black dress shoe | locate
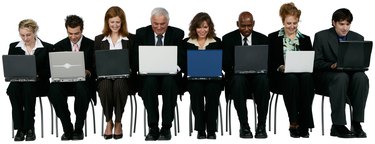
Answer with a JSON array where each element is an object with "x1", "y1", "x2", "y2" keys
[
  {"x1": 61, "y1": 132, "x2": 73, "y2": 141},
  {"x1": 207, "y1": 131, "x2": 216, "y2": 139},
  {"x1": 351, "y1": 123, "x2": 367, "y2": 138},
  {"x1": 103, "y1": 134, "x2": 113, "y2": 140},
  {"x1": 145, "y1": 128, "x2": 159, "y2": 141},
  {"x1": 289, "y1": 127, "x2": 300, "y2": 138},
  {"x1": 14, "y1": 130, "x2": 25, "y2": 141},
  {"x1": 255, "y1": 126, "x2": 267, "y2": 138},
  {"x1": 25, "y1": 129, "x2": 36, "y2": 141},
  {"x1": 158, "y1": 128, "x2": 171, "y2": 140},
  {"x1": 299, "y1": 127, "x2": 309, "y2": 138},
  {"x1": 197, "y1": 131, "x2": 206, "y2": 139},
  {"x1": 240, "y1": 126, "x2": 253, "y2": 138},
  {"x1": 330, "y1": 125, "x2": 355, "y2": 138},
  {"x1": 72, "y1": 130, "x2": 84, "y2": 140}
]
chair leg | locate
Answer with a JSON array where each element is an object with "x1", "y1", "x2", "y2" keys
[
  {"x1": 173, "y1": 108, "x2": 177, "y2": 136},
  {"x1": 101, "y1": 111, "x2": 104, "y2": 136},
  {"x1": 268, "y1": 93, "x2": 275, "y2": 131},
  {"x1": 143, "y1": 108, "x2": 147, "y2": 137},
  {"x1": 176, "y1": 102, "x2": 180, "y2": 133},
  {"x1": 321, "y1": 95, "x2": 325, "y2": 135},
  {"x1": 129, "y1": 94, "x2": 134, "y2": 137},
  {"x1": 189, "y1": 104, "x2": 192, "y2": 136},
  {"x1": 274, "y1": 94, "x2": 279, "y2": 134},
  {"x1": 50, "y1": 104, "x2": 54, "y2": 135},
  {"x1": 90, "y1": 100, "x2": 96, "y2": 134},
  {"x1": 56, "y1": 115, "x2": 59, "y2": 137},
  {"x1": 253, "y1": 99, "x2": 257, "y2": 130},
  {"x1": 85, "y1": 120, "x2": 87, "y2": 137},
  {"x1": 133, "y1": 95, "x2": 137, "y2": 134},
  {"x1": 219, "y1": 102, "x2": 223, "y2": 136},
  {"x1": 39, "y1": 96, "x2": 44, "y2": 138},
  {"x1": 228, "y1": 100, "x2": 232, "y2": 135},
  {"x1": 225, "y1": 100, "x2": 229, "y2": 133},
  {"x1": 12, "y1": 119, "x2": 14, "y2": 138}
]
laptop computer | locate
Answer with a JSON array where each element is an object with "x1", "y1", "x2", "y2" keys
[
  {"x1": 187, "y1": 50, "x2": 222, "y2": 80},
  {"x1": 234, "y1": 45, "x2": 268, "y2": 74},
  {"x1": 95, "y1": 49, "x2": 130, "y2": 79},
  {"x1": 284, "y1": 51, "x2": 315, "y2": 73},
  {"x1": 138, "y1": 45, "x2": 178, "y2": 75},
  {"x1": 336, "y1": 41, "x2": 373, "y2": 71},
  {"x1": 2, "y1": 55, "x2": 37, "y2": 82},
  {"x1": 49, "y1": 51, "x2": 86, "y2": 82}
]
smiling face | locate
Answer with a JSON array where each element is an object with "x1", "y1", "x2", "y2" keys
[
  {"x1": 19, "y1": 27, "x2": 36, "y2": 46},
  {"x1": 237, "y1": 12, "x2": 254, "y2": 37},
  {"x1": 283, "y1": 15, "x2": 299, "y2": 36},
  {"x1": 333, "y1": 20, "x2": 351, "y2": 37},
  {"x1": 108, "y1": 16, "x2": 121, "y2": 33},
  {"x1": 196, "y1": 21, "x2": 209, "y2": 39},
  {"x1": 151, "y1": 15, "x2": 168, "y2": 35},
  {"x1": 67, "y1": 26, "x2": 82, "y2": 44}
]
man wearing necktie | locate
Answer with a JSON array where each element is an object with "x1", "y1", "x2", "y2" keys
[
  {"x1": 48, "y1": 15, "x2": 95, "y2": 141},
  {"x1": 136, "y1": 7, "x2": 184, "y2": 141},
  {"x1": 222, "y1": 11, "x2": 270, "y2": 139}
]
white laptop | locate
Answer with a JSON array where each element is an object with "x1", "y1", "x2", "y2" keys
[
  {"x1": 138, "y1": 45, "x2": 178, "y2": 75},
  {"x1": 284, "y1": 51, "x2": 315, "y2": 73},
  {"x1": 49, "y1": 51, "x2": 86, "y2": 82}
]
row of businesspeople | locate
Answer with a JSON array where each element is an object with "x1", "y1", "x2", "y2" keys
[{"x1": 6, "y1": 2, "x2": 369, "y2": 142}]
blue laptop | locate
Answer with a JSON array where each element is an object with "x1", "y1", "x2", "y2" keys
[{"x1": 187, "y1": 49, "x2": 222, "y2": 80}]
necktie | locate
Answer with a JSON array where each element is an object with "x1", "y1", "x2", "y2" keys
[
  {"x1": 156, "y1": 35, "x2": 163, "y2": 46},
  {"x1": 73, "y1": 43, "x2": 79, "y2": 52},
  {"x1": 243, "y1": 37, "x2": 248, "y2": 46}
]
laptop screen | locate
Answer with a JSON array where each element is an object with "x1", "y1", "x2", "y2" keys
[
  {"x1": 337, "y1": 41, "x2": 373, "y2": 71},
  {"x1": 234, "y1": 45, "x2": 268, "y2": 74},
  {"x1": 138, "y1": 45, "x2": 178, "y2": 75},
  {"x1": 2, "y1": 55, "x2": 37, "y2": 82},
  {"x1": 95, "y1": 49, "x2": 130, "y2": 79},
  {"x1": 284, "y1": 51, "x2": 315, "y2": 73},
  {"x1": 49, "y1": 51, "x2": 86, "y2": 82},
  {"x1": 187, "y1": 50, "x2": 222, "y2": 80}
]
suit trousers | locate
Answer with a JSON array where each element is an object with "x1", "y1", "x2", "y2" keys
[
  {"x1": 317, "y1": 71, "x2": 368, "y2": 125},
  {"x1": 230, "y1": 74, "x2": 270, "y2": 127},
  {"x1": 7, "y1": 82, "x2": 37, "y2": 131},
  {"x1": 282, "y1": 73, "x2": 314, "y2": 128},
  {"x1": 97, "y1": 78, "x2": 128, "y2": 122},
  {"x1": 48, "y1": 81, "x2": 90, "y2": 133},
  {"x1": 188, "y1": 80, "x2": 222, "y2": 131},
  {"x1": 141, "y1": 75, "x2": 178, "y2": 129}
]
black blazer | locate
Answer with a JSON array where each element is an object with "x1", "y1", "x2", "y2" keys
[
  {"x1": 54, "y1": 36, "x2": 96, "y2": 104},
  {"x1": 94, "y1": 33, "x2": 138, "y2": 94},
  {"x1": 8, "y1": 38, "x2": 53, "y2": 95},
  {"x1": 268, "y1": 30, "x2": 313, "y2": 92},
  {"x1": 313, "y1": 27, "x2": 364, "y2": 72},
  {"x1": 222, "y1": 29, "x2": 269, "y2": 77}
]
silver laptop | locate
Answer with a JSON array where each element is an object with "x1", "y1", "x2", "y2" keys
[
  {"x1": 138, "y1": 45, "x2": 178, "y2": 75},
  {"x1": 2, "y1": 55, "x2": 37, "y2": 82},
  {"x1": 49, "y1": 51, "x2": 85, "y2": 82},
  {"x1": 234, "y1": 45, "x2": 268, "y2": 74},
  {"x1": 284, "y1": 51, "x2": 315, "y2": 73},
  {"x1": 95, "y1": 49, "x2": 130, "y2": 79}
]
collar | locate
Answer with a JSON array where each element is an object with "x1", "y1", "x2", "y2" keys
[
  {"x1": 187, "y1": 37, "x2": 216, "y2": 48},
  {"x1": 277, "y1": 27, "x2": 304, "y2": 39},
  {"x1": 102, "y1": 35, "x2": 129, "y2": 41}
]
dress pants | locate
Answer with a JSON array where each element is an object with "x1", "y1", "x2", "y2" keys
[
  {"x1": 188, "y1": 80, "x2": 222, "y2": 131},
  {"x1": 7, "y1": 82, "x2": 37, "y2": 131},
  {"x1": 141, "y1": 75, "x2": 178, "y2": 129},
  {"x1": 317, "y1": 71, "x2": 368, "y2": 125},
  {"x1": 282, "y1": 73, "x2": 314, "y2": 128},
  {"x1": 97, "y1": 79, "x2": 128, "y2": 122},
  {"x1": 48, "y1": 81, "x2": 90, "y2": 133},
  {"x1": 230, "y1": 74, "x2": 270, "y2": 126}
]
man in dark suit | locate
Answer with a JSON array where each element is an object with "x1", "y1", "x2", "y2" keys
[
  {"x1": 222, "y1": 11, "x2": 269, "y2": 139},
  {"x1": 136, "y1": 7, "x2": 184, "y2": 141},
  {"x1": 313, "y1": 8, "x2": 368, "y2": 138},
  {"x1": 48, "y1": 15, "x2": 95, "y2": 141}
]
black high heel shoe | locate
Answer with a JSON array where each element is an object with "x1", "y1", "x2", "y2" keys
[
  {"x1": 104, "y1": 122, "x2": 114, "y2": 140},
  {"x1": 114, "y1": 123, "x2": 123, "y2": 139}
]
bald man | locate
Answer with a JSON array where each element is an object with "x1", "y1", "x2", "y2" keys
[{"x1": 222, "y1": 11, "x2": 270, "y2": 139}]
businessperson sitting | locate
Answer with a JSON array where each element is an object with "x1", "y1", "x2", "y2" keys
[
  {"x1": 94, "y1": 6, "x2": 138, "y2": 140},
  {"x1": 313, "y1": 8, "x2": 368, "y2": 138},
  {"x1": 180, "y1": 12, "x2": 223, "y2": 139},
  {"x1": 222, "y1": 11, "x2": 269, "y2": 139},
  {"x1": 7, "y1": 19, "x2": 53, "y2": 141},
  {"x1": 136, "y1": 7, "x2": 184, "y2": 141},
  {"x1": 48, "y1": 15, "x2": 95, "y2": 141},
  {"x1": 268, "y1": 2, "x2": 314, "y2": 138}
]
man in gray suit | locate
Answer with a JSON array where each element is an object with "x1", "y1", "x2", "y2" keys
[{"x1": 313, "y1": 8, "x2": 368, "y2": 138}]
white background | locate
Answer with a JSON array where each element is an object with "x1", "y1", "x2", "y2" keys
[{"x1": 0, "y1": 0, "x2": 374, "y2": 143}]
